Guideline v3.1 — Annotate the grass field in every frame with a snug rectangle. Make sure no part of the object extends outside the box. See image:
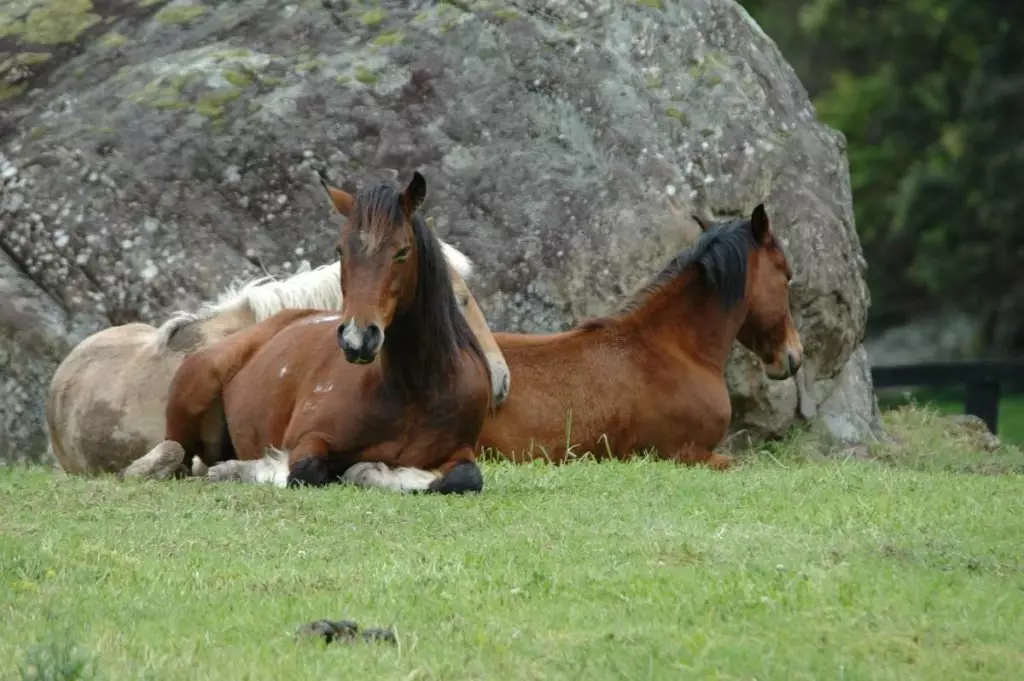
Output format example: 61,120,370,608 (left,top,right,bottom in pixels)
3,406,1023,681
